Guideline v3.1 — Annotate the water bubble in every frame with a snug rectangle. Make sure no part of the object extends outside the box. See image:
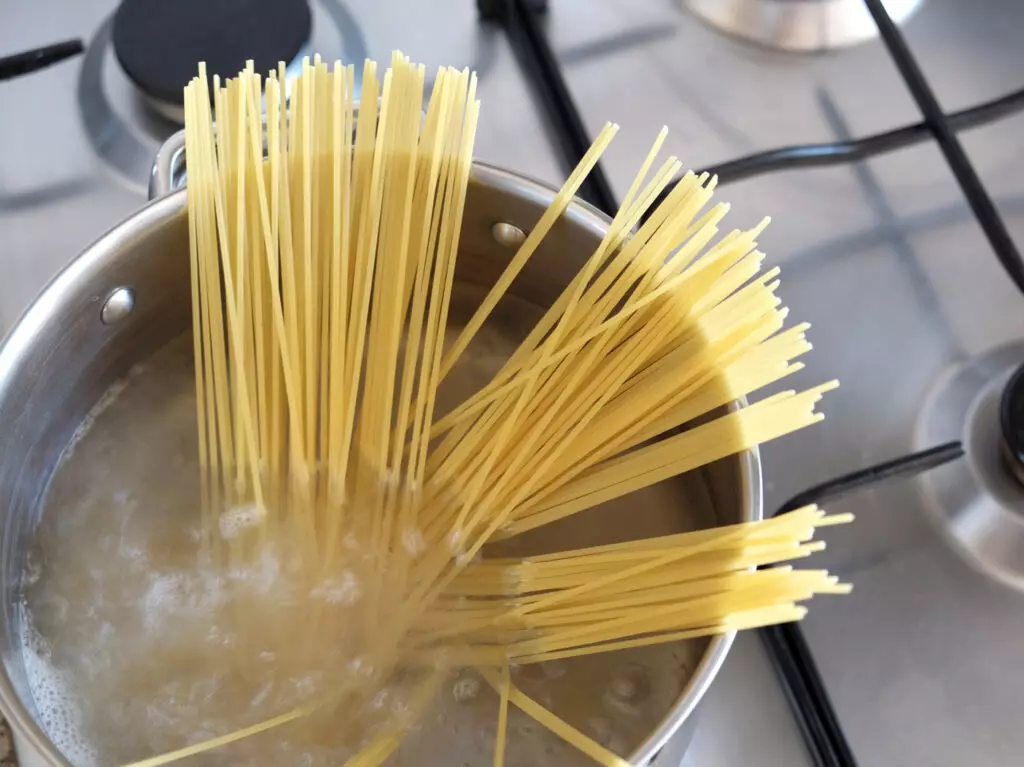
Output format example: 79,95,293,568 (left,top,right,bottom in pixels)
310,571,361,606
218,504,264,540
452,674,480,702
251,682,274,707
609,663,651,704
587,716,613,746
401,528,426,555
22,548,43,587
